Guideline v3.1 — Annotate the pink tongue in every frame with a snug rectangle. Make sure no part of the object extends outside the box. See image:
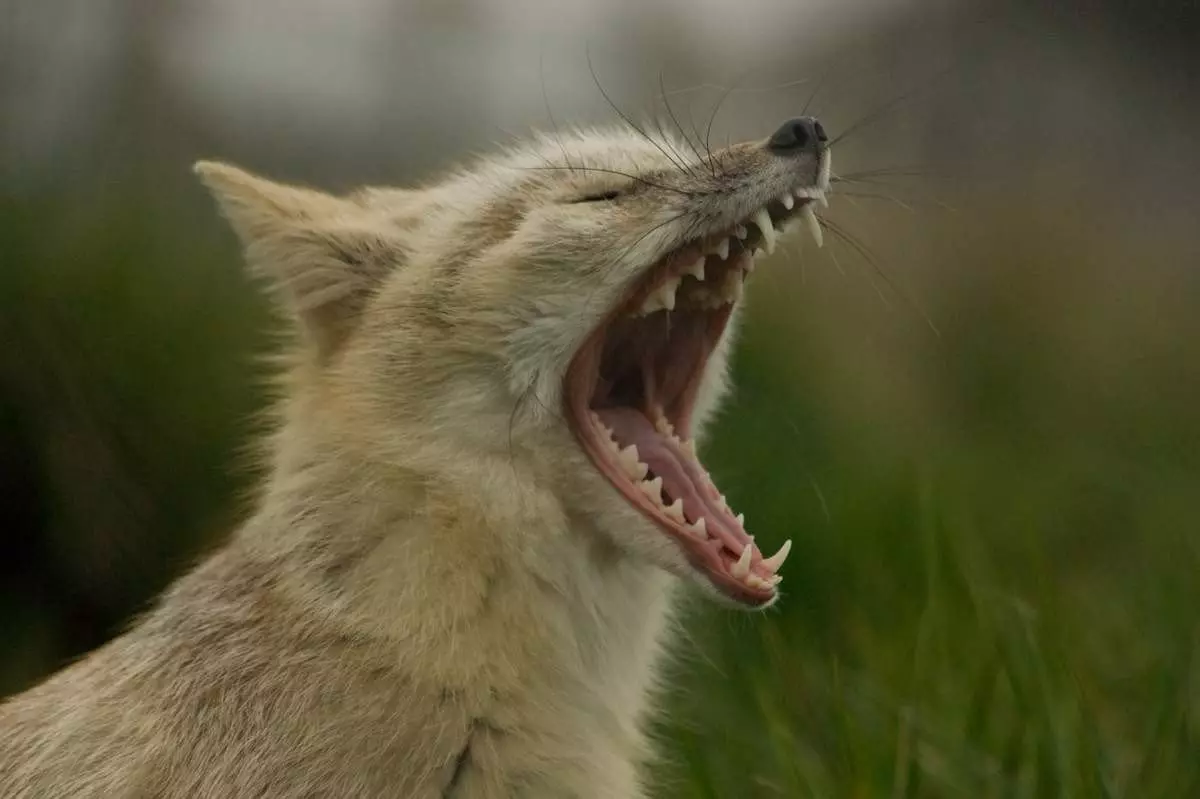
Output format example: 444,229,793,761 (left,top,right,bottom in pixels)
595,407,750,554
